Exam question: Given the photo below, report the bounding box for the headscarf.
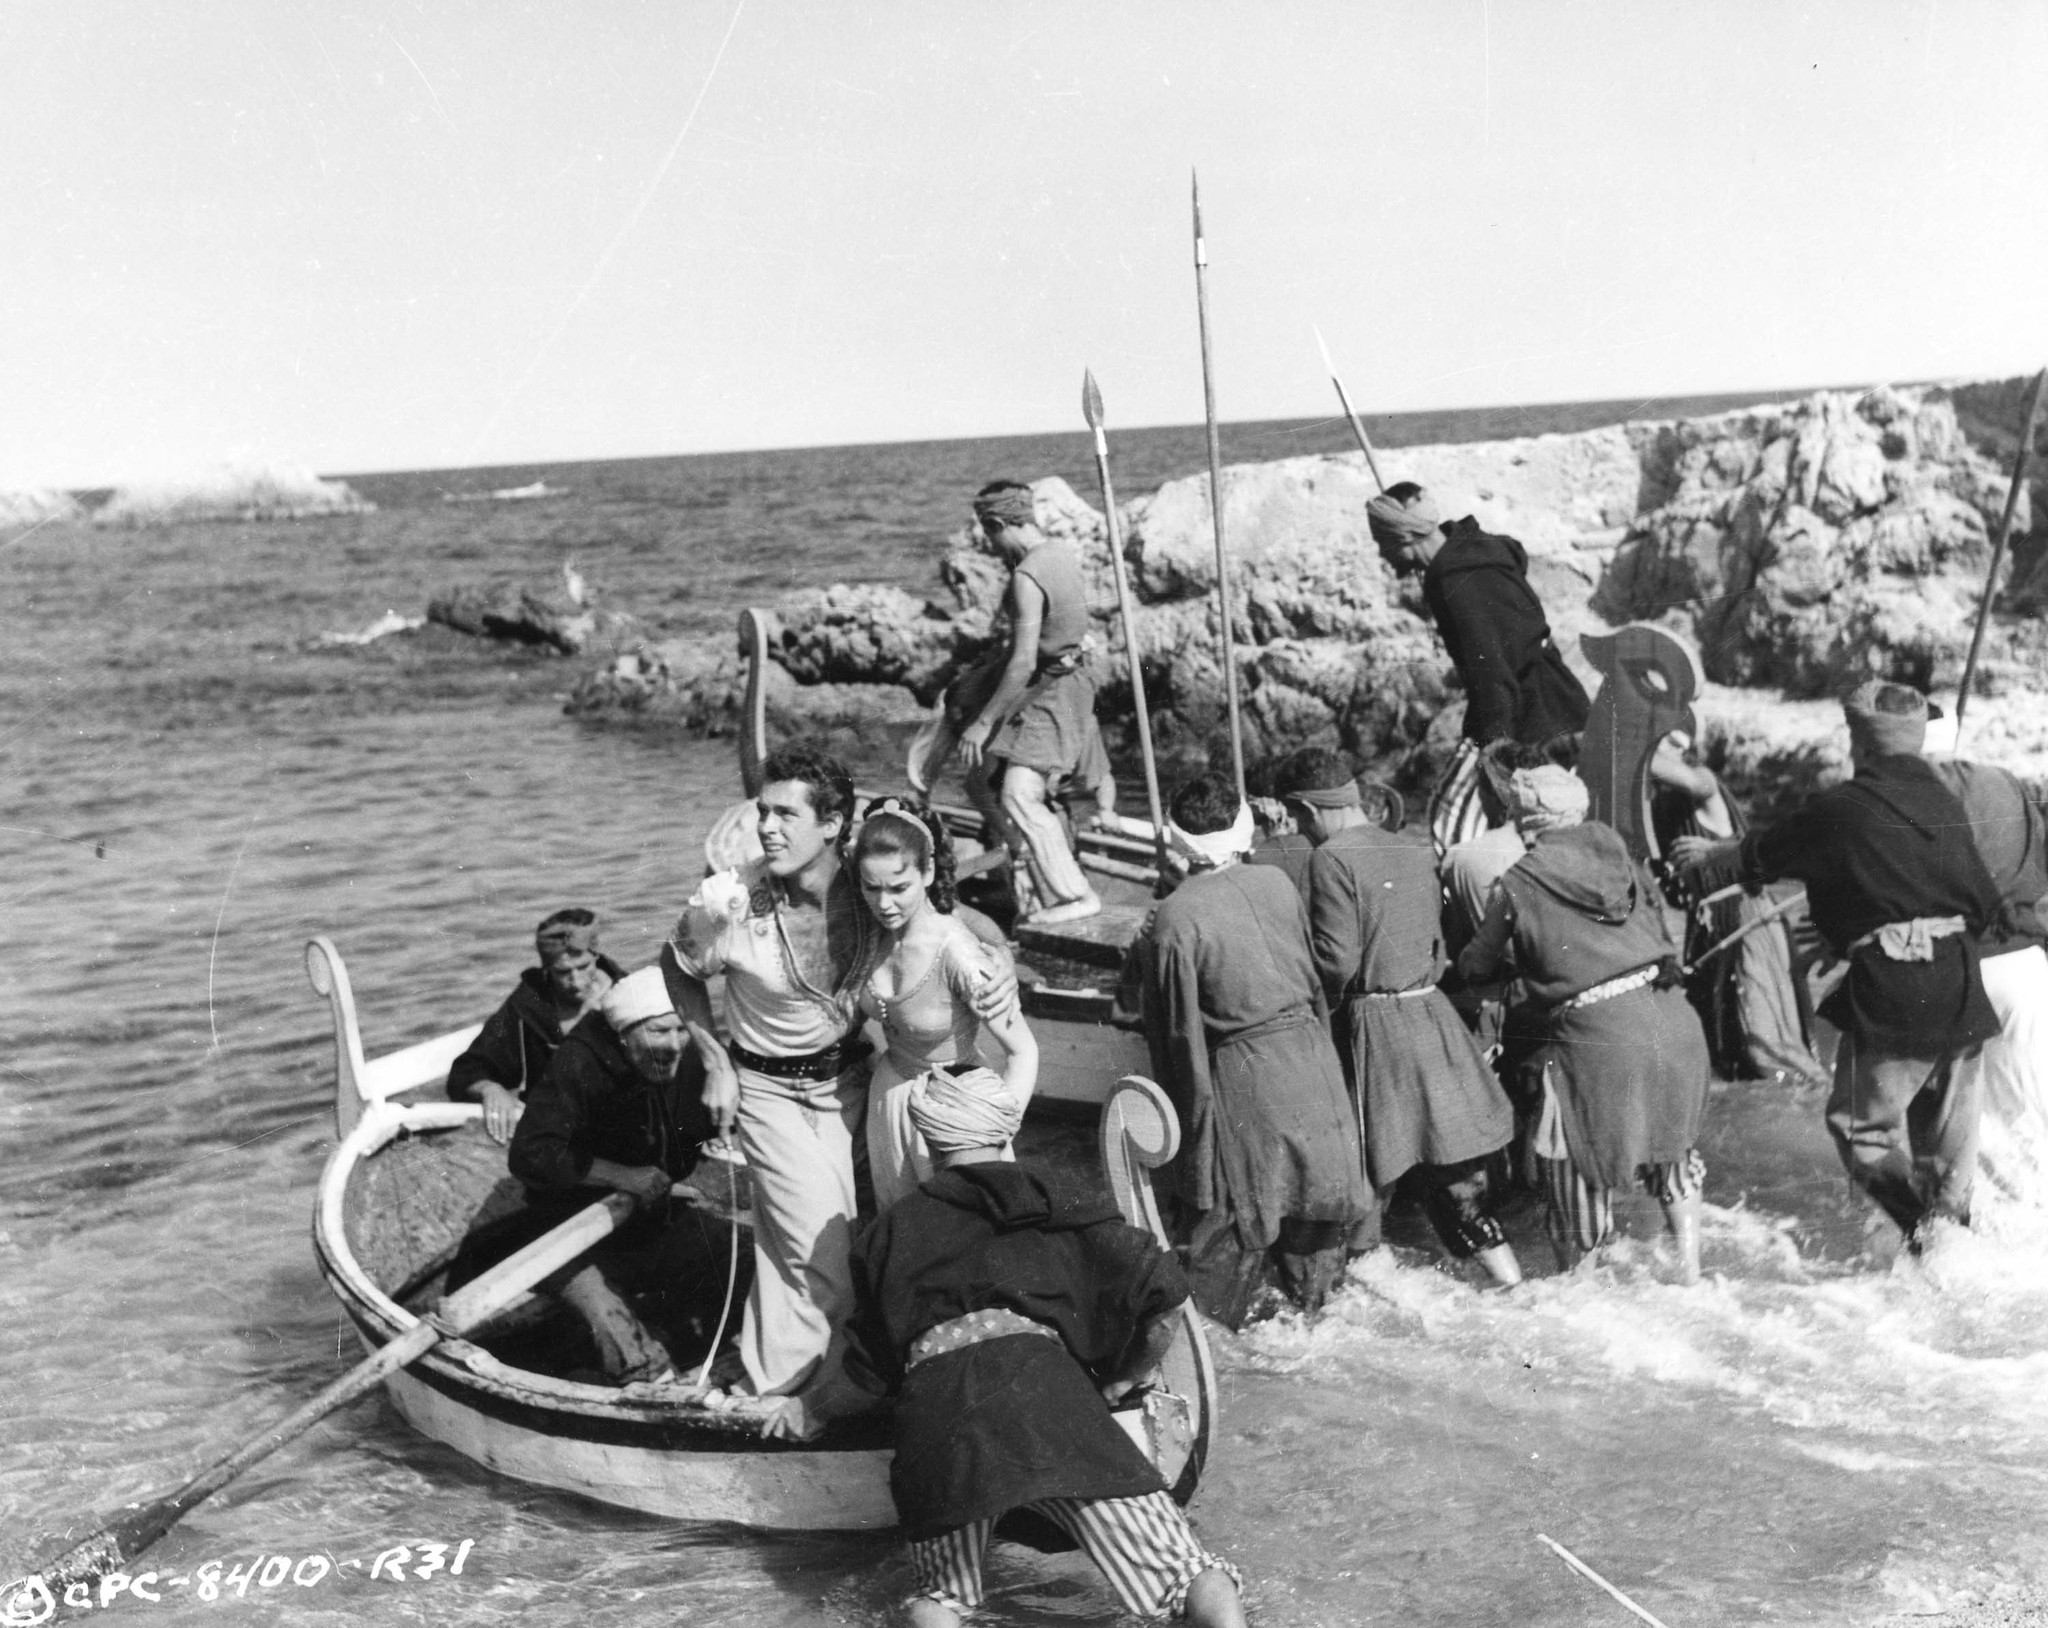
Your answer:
[908,1065,1024,1154]
[972,482,1037,532]
[1166,801,1255,870]
[600,967,674,1033]
[1365,490,1441,549]
[1506,765,1590,833]
[535,913,598,963]
[1843,679,1930,759]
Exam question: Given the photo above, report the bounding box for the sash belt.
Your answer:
[728,1033,871,1082]
[907,1307,1061,1369]
[1848,915,1967,963]
[1558,964,1660,1013]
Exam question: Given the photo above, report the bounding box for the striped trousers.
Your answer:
[908,1490,1238,1619]
[1428,738,1492,859]
[1540,1147,1706,1254]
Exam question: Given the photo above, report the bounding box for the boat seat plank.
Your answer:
[1014,903,1149,970]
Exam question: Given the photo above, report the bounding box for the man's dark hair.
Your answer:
[1384,480,1426,506]
[1274,747,1354,799]
[535,906,597,934]
[1169,770,1241,835]
[759,742,856,831]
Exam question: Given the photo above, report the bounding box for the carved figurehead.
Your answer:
[1576,624,1706,861]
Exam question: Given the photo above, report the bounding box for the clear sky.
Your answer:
[2,1,2044,488]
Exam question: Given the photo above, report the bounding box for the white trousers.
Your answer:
[733,1063,864,1400]
[1960,946,2048,1204]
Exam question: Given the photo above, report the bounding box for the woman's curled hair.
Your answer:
[852,795,957,913]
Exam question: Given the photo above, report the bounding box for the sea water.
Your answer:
[6,400,2046,1628]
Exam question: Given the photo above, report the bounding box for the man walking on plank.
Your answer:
[847,1066,1245,1628]
[1137,771,1372,1326]
[1366,481,1589,854]
[1276,750,1523,1287]
[1678,682,2002,1245]
[664,744,1016,1438]
[955,479,1103,925]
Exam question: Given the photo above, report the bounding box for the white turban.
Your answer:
[601,966,675,1033]
[1166,802,1255,870]
[1507,765,1590,832]
[908,1066,1024,1155]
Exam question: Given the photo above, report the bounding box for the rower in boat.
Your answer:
[445,907,621,1143]
[447,967,746,1384]
[663,744,1018,1441]
[847,1065,1245,1628]
[952,479,1104,926]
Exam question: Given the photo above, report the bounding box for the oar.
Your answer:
[1190,168,1247,802]
[1681,889,1806,977]
[1955,366,2048,737]
[1082,369,1171,880]
[18,1192,637,1596]
[1314,327,1386,493]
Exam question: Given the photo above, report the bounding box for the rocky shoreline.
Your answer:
[539,378,2045,814]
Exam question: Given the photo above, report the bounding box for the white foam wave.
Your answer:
[94,461,373,526]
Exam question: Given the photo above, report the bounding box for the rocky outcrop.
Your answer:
[93,463,374,525]
[1593,386,2023,696]
[428,576,638,657]
[568,377,2048,789]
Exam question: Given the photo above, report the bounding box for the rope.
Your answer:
[692,1147,743,1391]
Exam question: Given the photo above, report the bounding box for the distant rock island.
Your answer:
[562,377,2048,811]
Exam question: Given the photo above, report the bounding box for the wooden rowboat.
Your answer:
[306,935,1217,1529]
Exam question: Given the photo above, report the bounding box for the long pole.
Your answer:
[1956,366,2048,736]
[1191,169,1247,801]
[1082,370,1170,878]
[1314,327,1385,492]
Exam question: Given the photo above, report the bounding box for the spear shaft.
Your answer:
[1955,366,2048,736]
[1191,170,1247,801]
[1315,327,1385,492]
[1082,370,1170,877]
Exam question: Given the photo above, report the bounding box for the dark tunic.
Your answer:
[1306,824,1511,1185]
[846,1164,1188,1541]
[1464,823,1707,1187]
[1140,864,1370,1248]
[1742,754,2002,1054]
[446,954,627,1102]
[1247,829,1316,896]
[1422,518,1590,746]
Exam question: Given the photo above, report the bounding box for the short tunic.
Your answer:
[446,955,626,1102]
[1461,823,1707,1188]
[1139,864,1369,1249]
[1307,824,1511,1186]
[847,1163,1188,1541]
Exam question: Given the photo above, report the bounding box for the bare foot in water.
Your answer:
[1024,892,1102,926]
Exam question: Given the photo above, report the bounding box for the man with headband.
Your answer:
[447,907,622,1144]
[1277,750,1522,1287]
[847,1066,1246,1628]
[951,478,1103,926]
[449,967,746,1385]
[1366,480,1590,855]
[1136,770,1370,1325]
[1677,681,2002,1247]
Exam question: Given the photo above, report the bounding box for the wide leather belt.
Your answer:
[728,1033,871,1082]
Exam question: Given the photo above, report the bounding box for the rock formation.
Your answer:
[428,576,639,658]
[567,378,2048,802]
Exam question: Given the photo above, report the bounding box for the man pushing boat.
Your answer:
[663,743,1015,1440]
[847,1065,1245,1627]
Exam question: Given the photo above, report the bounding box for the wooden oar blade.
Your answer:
[1082,368,1104,429]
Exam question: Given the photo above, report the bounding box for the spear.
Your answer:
[1191,168,1247,801]
[1082,369,1170,877]
[1314,327,1385,492]
[1955,366,2048,736]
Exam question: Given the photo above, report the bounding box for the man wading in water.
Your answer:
[664,745,1014,1439]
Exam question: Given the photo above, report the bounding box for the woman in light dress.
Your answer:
[850,797,1037,1209]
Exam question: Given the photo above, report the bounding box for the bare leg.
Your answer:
[904,1601,962,1628]
[556,1264,671,1380]
[1185,1568,1249,1628]
[1475,1242,1524,1287]
[1002,763,1099,922]
[1662,1190,1702,1285]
